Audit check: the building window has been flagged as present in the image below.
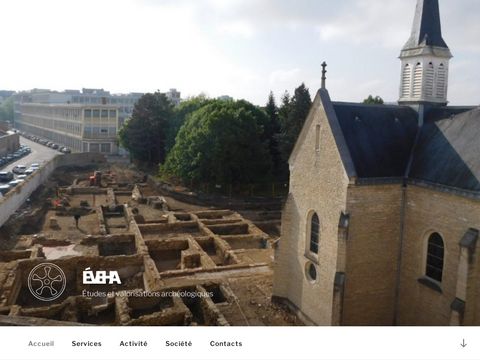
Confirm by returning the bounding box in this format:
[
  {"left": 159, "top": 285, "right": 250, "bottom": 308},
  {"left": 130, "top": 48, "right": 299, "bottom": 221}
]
[
  {"left": 436, "top": 64, "right": 446, "bottom": 99},
  {"left": 92, "top": 109, "right": 100, "bottom": 118},
  {"left": 425, "top": 62, "right": 434, "bottom": 97},
  {"left": 305, "top": 262, "right": 317, "bottom": 283},
  {"left": 309, "top": 213, "right": 320, "bottom": 254},
  {"left": 109, "top": 110, "right": 116, "bottom": 118},
  {"left": 426, "top": 232, "right": 444, "bottom": 282},
  {"left": 89, "top": 143, "right": 100, "bottom": 153},
  {"left": 315, "top": 125, "right": 321, "bottom": 152},
  {"left": 412, "top": 62, "right": 423, "bottom": 98},
  {"left": 401, "top": 63, "right": 412, "bottom": 97},
  {"left": 101, "top": 109, "right": 108, "bottom": 118},
  {"left": 84, "top": 109, "right": 92, "bottom": 118},
  {"left": 100, "top": 143, "right": 111, "bottom": 153}
]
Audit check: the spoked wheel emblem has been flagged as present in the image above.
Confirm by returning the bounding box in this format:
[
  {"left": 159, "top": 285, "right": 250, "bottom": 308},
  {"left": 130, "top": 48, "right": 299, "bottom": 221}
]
[{"left": 28, "top": 263, "right": 66, "bottom": 301}]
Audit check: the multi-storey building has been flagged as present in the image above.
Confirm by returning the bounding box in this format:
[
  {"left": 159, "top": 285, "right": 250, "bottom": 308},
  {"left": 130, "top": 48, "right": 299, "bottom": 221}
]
[
  {"left": 14, "top": 88, "right": 143, "bottom": 130},
  {"left": 16, "top": 103, "right": 119, "bottom": 154},
  {"left": 14, "top": 88, "right": 181, "bottom": 155}
]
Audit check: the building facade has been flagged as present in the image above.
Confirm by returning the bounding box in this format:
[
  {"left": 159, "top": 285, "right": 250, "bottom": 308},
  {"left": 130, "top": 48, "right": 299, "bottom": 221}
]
[
  {"left": 16, "top": 103, "right": 119, "bottom": 154},
  {"left": 14, "top": 88, "right": 143, "bottom": 130},
  {"left": 273, "top": 0, "right": 480, "bottom": 326},
  {"left": 0, "top": 129, "right": 19, "bottom": 157},
  {"left": 14, "top": 88, "right": 182, "bottom": 154}
]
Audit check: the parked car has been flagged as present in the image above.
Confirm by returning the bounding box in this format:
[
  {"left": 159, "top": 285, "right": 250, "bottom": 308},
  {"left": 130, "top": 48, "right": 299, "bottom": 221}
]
[
  {"left": 0, "top": 172, "right": 14, "bottom": 182},
  {"left": 16, "top": 174, "right": 28, "bottom": 180},
  {"left": 12, "top": 165, "right": 27, "bottom": 174},
  {"left": 0, "top": 184, "right": 10, "bottom": 195},
  {"left": 8, "top": 179, "right": 24, "bottom": 187},
  {"left": 24, "top": 168, "right": 35, "bottom": 175},
  {"left": 30, "top": 163, "right": 40, "bottom": 169}
]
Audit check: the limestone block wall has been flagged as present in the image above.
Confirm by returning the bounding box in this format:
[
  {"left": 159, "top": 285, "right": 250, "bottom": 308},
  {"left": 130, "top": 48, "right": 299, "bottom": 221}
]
[
  {"left": 272, "top": 93, "right": 349, "bottom": 325},
  {"left": 343, "top": 183, "right": 404, "bottom": 325},
  {"left": 397, "top": 185, "right": 480, "bottom": 325}
]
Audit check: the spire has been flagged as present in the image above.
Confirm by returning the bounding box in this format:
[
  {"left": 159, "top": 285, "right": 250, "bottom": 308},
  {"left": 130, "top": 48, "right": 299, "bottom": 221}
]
[
  {"left": 398, "top": 0, "right": 452, "bottom": 105},
  {"left": 403, "top": 0, "right": 448, "bottom": 50},
  {"left": 321, "top": 62, "right": 327, "bottom": 89}
]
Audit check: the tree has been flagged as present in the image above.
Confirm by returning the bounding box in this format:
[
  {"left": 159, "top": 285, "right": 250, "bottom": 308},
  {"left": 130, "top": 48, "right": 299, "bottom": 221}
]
[
  {"left": 0, "top": 97, "right": 14, "bottom": 122},
  {"left": 277, "top": 83, "right": 312, "bottom": 163},
  {"left": 363, "top": 95, "right": 384, "bottom": 104},
  {"left": 165, "top": 94, "right": 212, "bottom": 152},
  {"left": 162, "top": 100, "right": 272, "bottom": 185},
  {"left": 264, "top": 92, "right": 283, "bottom": 177},
  {"left": 118, "top": 92, "right": 173, "bottom": 165}
]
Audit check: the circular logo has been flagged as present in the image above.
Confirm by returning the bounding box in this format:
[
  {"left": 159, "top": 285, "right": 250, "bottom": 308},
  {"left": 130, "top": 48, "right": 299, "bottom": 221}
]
[{"left": 28, "top": 263, "right": 66, "bottom": 301}]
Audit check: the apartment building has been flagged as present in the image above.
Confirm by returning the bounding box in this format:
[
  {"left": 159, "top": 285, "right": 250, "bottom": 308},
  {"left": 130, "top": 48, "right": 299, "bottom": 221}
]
[{"left": 15, "top": 103, "right": 119, "bottom": 154}]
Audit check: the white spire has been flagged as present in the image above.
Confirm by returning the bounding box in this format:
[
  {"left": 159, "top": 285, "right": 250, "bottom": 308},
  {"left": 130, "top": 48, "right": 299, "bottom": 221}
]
[{"left": 398, "top": 0, "right": 452, "bottom": 105}]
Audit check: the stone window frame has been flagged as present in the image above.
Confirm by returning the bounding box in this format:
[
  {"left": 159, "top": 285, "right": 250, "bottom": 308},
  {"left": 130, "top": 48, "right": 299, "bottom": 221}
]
[
  {"left": 315, "top": 124, "right": 321, "bottom": 153},
  {"left": 304, "top": 210, "right": 320, "bottom": 264},
  {"left": 418, "top": 230, "right": 447, "bottom": 293},
  {"left": 305, "top": 261, "right": 318, "bottom": 284}
]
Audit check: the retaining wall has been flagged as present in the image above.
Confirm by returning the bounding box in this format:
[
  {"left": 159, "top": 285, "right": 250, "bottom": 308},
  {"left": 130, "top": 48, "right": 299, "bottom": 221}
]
[{"left": 0, "top": 153, "right": 105, "bottom": 227}]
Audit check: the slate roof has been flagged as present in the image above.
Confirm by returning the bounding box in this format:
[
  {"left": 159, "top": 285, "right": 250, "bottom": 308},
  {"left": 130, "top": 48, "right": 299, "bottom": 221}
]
[
  {"left": 403, "top": 0, "right": 448, "bottom": 50},
  {"left": 331, "top": 102, "right": 480, "bottom": 194},
  {"left": 332, "top": 103, "right": 418, "bottom": 178},
  {"left": 424, "top": 106, "right": 475, "bottom": 123},
  {"left": 409, "top": 108, "right": 480, "bottom": 192}
]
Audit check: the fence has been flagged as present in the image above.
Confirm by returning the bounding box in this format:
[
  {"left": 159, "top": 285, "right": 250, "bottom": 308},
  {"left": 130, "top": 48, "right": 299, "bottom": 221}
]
[{"left": 192, "top": 182, "right": 289, "bottom": 198}]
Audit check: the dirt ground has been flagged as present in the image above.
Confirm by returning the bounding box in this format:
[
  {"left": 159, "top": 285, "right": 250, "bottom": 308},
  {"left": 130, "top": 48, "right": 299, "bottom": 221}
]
[{"left": 0, "top": 162, "right": 299, "bottom": 326}]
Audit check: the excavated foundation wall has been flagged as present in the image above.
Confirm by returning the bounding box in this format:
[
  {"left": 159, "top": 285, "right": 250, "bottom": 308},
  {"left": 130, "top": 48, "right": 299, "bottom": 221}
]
[{"left": 0, "top": 153, "right": 105, "bottom": 228}]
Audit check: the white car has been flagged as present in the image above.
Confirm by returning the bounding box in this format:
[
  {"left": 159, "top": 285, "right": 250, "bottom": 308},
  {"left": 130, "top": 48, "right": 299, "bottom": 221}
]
[
  {"left": 24, "top": 168, "right": 36, "bottom": 175},
  {"left": 16, "top": 174, "right": 28, "bottom": 180},
  {"left": 30, "top": 163, "right": 40, "bottom": 169},
  {"left": 12, "top": 165, "right": 27, "bottom": 174},
  {"left": 8, "top": 179, "right": 24, "bottom": 187}
]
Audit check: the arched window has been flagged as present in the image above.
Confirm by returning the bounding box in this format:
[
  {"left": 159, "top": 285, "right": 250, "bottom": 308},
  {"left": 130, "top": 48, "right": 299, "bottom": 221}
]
[
  {"left": 436, "top": 63, "right": 446, "bottom": 98},
  {"left": 425, "top": 62, "right": 434, "bottom": 97},
  {"left": 309, "top": 213, "right": 320, "bottom": 254},
  {"left": 401, "top": 64, "right": 412, "bottom": 97},
  {"left": 412, "top": 62, "right": 423, "bottom": 98},
  {"left": 426, "top": 232, "right": 444, "bottom": 282}
]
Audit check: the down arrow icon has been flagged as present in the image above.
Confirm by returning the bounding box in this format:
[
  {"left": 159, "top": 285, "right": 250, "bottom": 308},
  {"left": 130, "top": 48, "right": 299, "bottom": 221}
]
[{"left": 461, "top": 339, "right": 467, "bottom": 348}]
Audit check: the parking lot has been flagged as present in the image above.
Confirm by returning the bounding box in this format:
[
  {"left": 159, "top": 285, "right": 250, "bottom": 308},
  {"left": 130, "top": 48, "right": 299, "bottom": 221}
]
[
  {"left": 2, "top": 137, "right": 59, "bottom": 172},
  {"left": 0, "top": 137, "right": 60, "bottom": 194}
]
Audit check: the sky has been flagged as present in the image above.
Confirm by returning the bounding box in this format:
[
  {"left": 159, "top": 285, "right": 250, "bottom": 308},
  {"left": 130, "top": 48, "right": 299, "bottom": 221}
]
[{"left": 0, "top": 0, "right": 479, "bottom": 106}]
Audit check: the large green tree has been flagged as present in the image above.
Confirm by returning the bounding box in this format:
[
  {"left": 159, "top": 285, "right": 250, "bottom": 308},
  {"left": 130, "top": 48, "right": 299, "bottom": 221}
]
[
  {"left": 165, "top": 94, "right": 212, "bottom": 152},
  {"left": 363, "top": 95, "right": 384, "bottom": 104},
  {"left": 162, "top": 100, "right": 272, "bottom": 185},
  {"left": 277, "top": 83, "right": 312, "bottom": 163},
  {"left": 264, "top": 91, "right": 283, "bottom": 177},
  {"left": 0, "top": 97, "right": 14, "bottom": 122},
  {"left": 118, "top": 92, "right": 173, "bottom": 164}
]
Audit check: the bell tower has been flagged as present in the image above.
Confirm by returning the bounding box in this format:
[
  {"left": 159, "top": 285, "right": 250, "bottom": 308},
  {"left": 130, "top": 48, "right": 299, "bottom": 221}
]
[{"left": 398, "top": 0, "right": 452, "bottom": 105}]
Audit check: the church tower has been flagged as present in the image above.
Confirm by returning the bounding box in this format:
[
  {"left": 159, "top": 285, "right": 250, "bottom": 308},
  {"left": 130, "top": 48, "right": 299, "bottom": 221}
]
[{"left": 398, "top": 0, "right": 452, "bottom": 105}]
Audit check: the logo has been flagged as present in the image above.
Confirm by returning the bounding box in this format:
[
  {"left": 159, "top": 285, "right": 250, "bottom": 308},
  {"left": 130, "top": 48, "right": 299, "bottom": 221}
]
[
  {"left": 83, "top": 267, "right": 121, "bottom": 285},
  {"left": 28, "top": 263, "right": 66, "bottom": 301}
]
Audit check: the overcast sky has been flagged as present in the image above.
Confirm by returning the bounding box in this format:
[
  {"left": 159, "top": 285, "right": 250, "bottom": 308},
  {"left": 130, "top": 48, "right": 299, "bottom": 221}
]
[{"left": 0, "top": 0, "right": 478, "bottom": 105}]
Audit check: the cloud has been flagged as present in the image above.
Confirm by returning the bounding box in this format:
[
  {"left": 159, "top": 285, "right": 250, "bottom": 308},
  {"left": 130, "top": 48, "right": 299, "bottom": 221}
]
[
  {"left": 218, "top": 21, "right": 255, "bottom": 38},
  {"left": 1, "top": 0, "right": 479, "bottom": 106},
  {"left": 269, "top": 68, "right": 301, "bottom": 85}
]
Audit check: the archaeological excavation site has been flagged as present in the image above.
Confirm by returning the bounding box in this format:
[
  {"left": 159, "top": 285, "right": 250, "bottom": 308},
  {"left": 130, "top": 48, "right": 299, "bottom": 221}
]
[{"left": 0, "top": 161, "right": 301, "bottom": 326}]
